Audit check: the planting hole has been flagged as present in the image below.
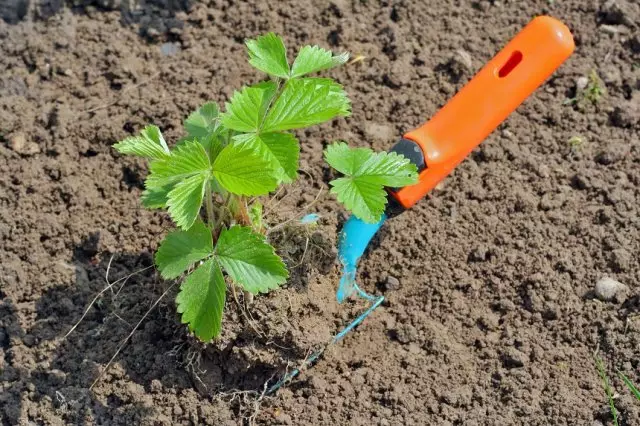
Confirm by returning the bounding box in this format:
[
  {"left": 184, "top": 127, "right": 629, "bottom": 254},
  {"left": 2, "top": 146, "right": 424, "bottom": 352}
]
[{"left": 498, "top": 51, "right": 522, "bottom": 78}]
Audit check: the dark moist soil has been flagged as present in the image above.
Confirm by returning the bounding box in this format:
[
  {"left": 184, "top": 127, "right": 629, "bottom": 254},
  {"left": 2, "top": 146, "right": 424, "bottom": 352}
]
[{"left": 1, "top": 0, "right": 639, "bottom": 425}]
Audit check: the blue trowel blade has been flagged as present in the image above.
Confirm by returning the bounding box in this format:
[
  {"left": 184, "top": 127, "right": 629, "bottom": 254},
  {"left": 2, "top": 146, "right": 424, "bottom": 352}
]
[{"left": 336, "top": 214, "right": 387, "bottom": 303}]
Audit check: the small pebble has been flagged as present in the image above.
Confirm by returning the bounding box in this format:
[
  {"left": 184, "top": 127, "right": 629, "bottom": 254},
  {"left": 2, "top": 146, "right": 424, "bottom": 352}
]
[
  {"left": 385, "top": 275, "right": 401, "bottom": 291},
  {"left": 501, "top": 129, "right": 514, "bottom": 140},
  {"left": 594, "top": 277, "right": 627, "bottom": 302},
  {"left": 10, "top": 133, "right": 40, "bottom": 155},
  {"left": 599, "top": 24, "right": 627, "bottom": 35},
  {"left": 576, "top": 76, "right": 589, "bottom": 91},
  {"left": 160, "top": 42, "right": 181, "bottom": 57}
]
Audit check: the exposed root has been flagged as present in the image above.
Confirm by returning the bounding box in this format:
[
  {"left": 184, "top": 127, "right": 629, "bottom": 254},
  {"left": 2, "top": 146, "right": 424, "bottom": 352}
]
[
  {"left": 213, "top": 372, "right": 275, "bottom": 425},
  {"left": 89, "top": 281, "right": 177, "bottom": 390},
  {"left": 185, "top": 345, "right": 208, "bottom": 391},
  {"left": 64, "top": 255, "right": 154, "bottom": 339},
  {"left": 230, "top": 283, "right": 264, "bottom": 337}
]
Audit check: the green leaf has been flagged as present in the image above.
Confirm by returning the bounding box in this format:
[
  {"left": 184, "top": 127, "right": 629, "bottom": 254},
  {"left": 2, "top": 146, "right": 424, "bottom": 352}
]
[
  {"left": 215, "top": 225, "right": 288, "bottom": 294},
  {"left": 618, "top": 371, "right": 640, "bottom": 401},
  {"left": 166, "top": 173, "right": 208, "bottom": 230},
  {"left": 155, "top": 219, "right": 213, "bottom": 279},
  {"left": 146, "top": 140, "right": 210, "bottom": 189},
  {"left": 141, "top": 184, "right": 173, "bottom": 209},
  {"left": 290, "top": 45, "right": 349, "bottom": 78},
  {"left": 141, "top": 140, "right": 210, "bottom": 212},
  {"left": 176, "top": 258, "right": 227, "bottom": 342},
  {"left": 246, "top": 33, "right": 290, "bottom": 78},
  {"left": 184, "top": 102, "right": 220, "bottom": 139},
  {"left": 199, "top": 132, "right": 227, "bottom": 163},
  {"left": 212, "top": 142, "right": 277, "bottom": 195},
  {"left": 262, "top": 78, "right": 351, "bottom": 132},
  {"left": 329, "top": 177, "right": 387, "bottom": 224},
  {"left": 142, "top": 140, "right": 211, "bottom": 229},
  {"left": 325, "top": 142, "right": 418, "bottom": 186},
  {"left": 141, "top": 125, "right": 170, "bottom": 152},
  {"left": 233, "top": 132, "right": 299, "bottom": 183},
  {"left": 113, "top": 125, "right": 170, "bottom": 160},
  {"left": 220, "top": 82, "right": 277, "bottom": 132},
  {"left": 325, "top": 142, "right": 418, "bottom": 223}
]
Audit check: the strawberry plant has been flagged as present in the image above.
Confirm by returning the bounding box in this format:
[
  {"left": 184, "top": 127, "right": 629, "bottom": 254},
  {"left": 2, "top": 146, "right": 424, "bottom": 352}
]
[{"left": 113, "top": 34, "right": 350, "bottom": 341}]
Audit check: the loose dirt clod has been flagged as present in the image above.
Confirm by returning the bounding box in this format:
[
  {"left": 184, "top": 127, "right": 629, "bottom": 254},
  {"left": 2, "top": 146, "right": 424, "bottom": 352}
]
[{"left": 594, "top": 277, "right": 628, "bottom": 302}]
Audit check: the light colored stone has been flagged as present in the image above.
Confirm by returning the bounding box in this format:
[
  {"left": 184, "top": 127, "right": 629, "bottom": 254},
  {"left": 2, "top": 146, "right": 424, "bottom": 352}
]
[
  {"left": 594, "top": 277, "right": 627, "bottom": 301},
  {"left": 576, "top": 76, "right": 589, "bottom": 91},
  {"left": 10, "top": 133, "right": 40, "bottom": 155},
  {"left": 385, "top": 275, "right": 401, "bottom": 291}
]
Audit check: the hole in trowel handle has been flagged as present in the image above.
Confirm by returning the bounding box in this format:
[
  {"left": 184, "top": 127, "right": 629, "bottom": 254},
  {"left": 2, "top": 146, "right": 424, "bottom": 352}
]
[{"left": 497, "top": 50, "right": 523, "bottom": 78}]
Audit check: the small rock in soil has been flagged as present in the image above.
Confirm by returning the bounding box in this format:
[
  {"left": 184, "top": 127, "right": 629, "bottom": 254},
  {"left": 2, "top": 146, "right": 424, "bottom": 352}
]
[
  {"left": 594, "top": 277, "right": 627, "bottom": 302},
  {"left": 384, "top": 275, "right": 401, "bottom": 291},
  {"left": 599, "top": 24, "right": 629, "bottom": 35},
  {"left": 161, "top": 42, "right": 181, "bottom": 57},
  {"left": 576, "top": 76, "right": 589, "bottom": 91},
  {"left": 9, "top": 133, "right": 40, "bottom": 155}
]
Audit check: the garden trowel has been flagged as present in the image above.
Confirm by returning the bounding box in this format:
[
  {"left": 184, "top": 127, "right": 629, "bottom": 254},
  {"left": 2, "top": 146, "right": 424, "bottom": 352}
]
[{"left": 337, "top": 15, "right": 575, "bottom": 302}]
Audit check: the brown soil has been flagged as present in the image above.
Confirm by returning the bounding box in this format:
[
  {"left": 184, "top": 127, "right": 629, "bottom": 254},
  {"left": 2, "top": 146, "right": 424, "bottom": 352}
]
[{"left": 1, "top": 0, "right": 639, "bottom": 425}]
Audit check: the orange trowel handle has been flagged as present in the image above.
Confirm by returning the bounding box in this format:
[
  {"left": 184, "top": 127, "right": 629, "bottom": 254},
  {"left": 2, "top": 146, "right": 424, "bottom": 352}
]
[{"left": 391, "top": 16, "right": 574, "bottom": 209}]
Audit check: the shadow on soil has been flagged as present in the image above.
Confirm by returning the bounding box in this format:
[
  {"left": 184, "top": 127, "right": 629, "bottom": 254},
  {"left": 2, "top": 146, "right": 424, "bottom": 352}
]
[
  {"left": 1, "top": 0, "right": 190, "bottom": 41},
  {"left": 1, "top": 231, "right": 311, "bottom": 424}
]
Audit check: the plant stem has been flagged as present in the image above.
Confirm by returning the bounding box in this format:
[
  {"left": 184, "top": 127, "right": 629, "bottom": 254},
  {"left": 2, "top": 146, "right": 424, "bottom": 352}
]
[
  {"left": 238, "top": 196, "right": 251, "bottom": 226},
  {"left": 595, "top": 355, "right": 619, "bottom": 426},
  {"left": 205, "top": 183, "right": 215, "bottom": 226}
]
